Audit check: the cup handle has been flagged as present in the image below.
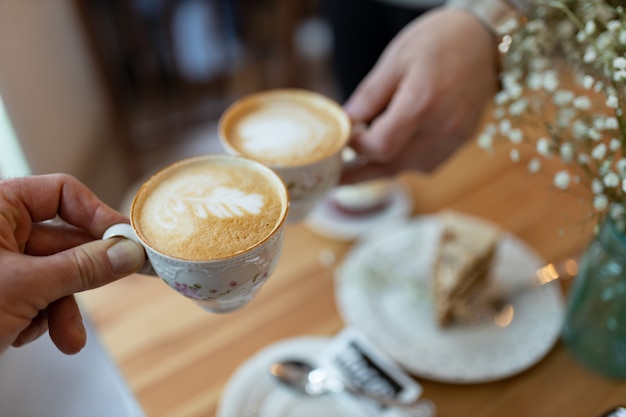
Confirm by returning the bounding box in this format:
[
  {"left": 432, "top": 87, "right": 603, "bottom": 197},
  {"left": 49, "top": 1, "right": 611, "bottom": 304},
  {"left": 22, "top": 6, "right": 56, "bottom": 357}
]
[
  {"left": 341, "top": 146, "right": 369, "bottom": 170},
  {"left": 103, "top": 223, "right": 157, "bottom": 276},
  {"left": 341, "top": 122, "right": 369, "bottom": 169}
]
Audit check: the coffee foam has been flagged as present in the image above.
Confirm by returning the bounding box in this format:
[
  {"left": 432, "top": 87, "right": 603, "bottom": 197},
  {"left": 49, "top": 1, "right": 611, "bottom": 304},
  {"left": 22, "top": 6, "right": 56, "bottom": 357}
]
[
  {"left": 223, "top": 92, "right": 348, "bottom": 166},
  {"left": 133, "top": 157, "right": 286, "bottom": 261}
]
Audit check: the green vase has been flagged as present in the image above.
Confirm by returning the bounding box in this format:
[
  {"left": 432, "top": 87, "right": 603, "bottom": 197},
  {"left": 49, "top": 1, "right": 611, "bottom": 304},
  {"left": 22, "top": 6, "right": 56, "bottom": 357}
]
[{"left": 562, "top": 215, "right": 626, "bottom": 379}]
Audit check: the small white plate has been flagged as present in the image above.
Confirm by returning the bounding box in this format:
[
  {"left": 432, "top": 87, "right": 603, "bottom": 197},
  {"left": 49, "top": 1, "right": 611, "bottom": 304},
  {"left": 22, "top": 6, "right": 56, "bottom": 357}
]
[
  {"left": 217, "top": 337, "right": 376, "bottom": 417},
  {"left": 334, "top": 215, "right": 565, "bottom": 384},
  {"left": 305, "top": 181, "right": 413, "bottom": 242}
]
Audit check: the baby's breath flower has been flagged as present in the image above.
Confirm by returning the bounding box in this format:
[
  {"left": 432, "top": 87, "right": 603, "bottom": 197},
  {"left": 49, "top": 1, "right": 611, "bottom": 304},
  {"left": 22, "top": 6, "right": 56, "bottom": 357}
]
[
  {"left": 572, "top": 120, "right": 588, "bottom": 139},
  {"left": 573, "top": 96, "right": 592, "bottom": 110},
  {"left": 494, "top": 90, "right": 511, "bottom": 106},
  {"left": 510, "top": 148, "right": 520, "bottom": 162},
  {"left": 499, "top": 119, "right": 512, "bottom": 134},
  {"left": 554, "top": 170, "right": 571, "bottom": 189},
  {"left": 484, "top": 123, "right": 497, "bottom": 135},
  {"left": 607, "top": 20, "right": 622, "bottom": 33},
  {"left": 607, "top": 94, "right": 619, "bottom": 108},
  {"left": 605, "top": 117, "right": 619, "bottom": 129},
  {"left": 508, "top": 128, "right": 523, "bottom": 143},
  {"left": 493, "top": 107, "right": 506, "bottom": 119},
  {"left": 527, "top": 72, "right": 544, "bottom": 90},
  {"left": 592, "top": 178, "right": 604, "bottom": 194},
  {"left": 614, "top": 69, "right": 626, "bottom": 82},
  {"left": 509, "top": 99, "right": 528, "bottom": 115},
  {"left": 583, "top": 47, "right": 597, "bottom": 63},
  {"left": 560, "top": 143, "right": 574, "bottom": 162},
  {"left": 594, "top": 195, "right": 609, "bottom": 211},
  {"left": 617, "top": 158, "right": 626, "bottom": 174},
  {"left": 557, "top": 108, "right": 577, "bottom": 127},
  {"left": 578, "top": 153, "right": 591, "bottom": 165},
  {"left": 554, "top": 90, "right": 575, "bottom": 105},
  {"left": 596, "top": 32, "right": 613, "bottom": 50},
  {"left": 593, "top": 143, "right": 608, "bottom": 160},
  {"left": 528, "top": 157, "right": 541, "bottom": 173},
  {"left": 477, "top": 133, "right": 493, "bottom": 151},
  {"left": 589, "top": 128, "right": 603, "bottom": 141},
  {"left": 611, "top": 138, "right": 621, "bottom": 151},
  {"left": 614, "top": 57, "right": 626, "bottom": 70},
  {"left": 611, "top": 204, "right": 626, "bottom": 221},
  {"left": 536, "top": 137, "right": 551, "bottom": 156},
  {"left": 604, "top": 172, "right": 621, "bottom": 188},
  {"left": 542, "top": 71, "right": 559, "bottom": 91},
  {"left": 582, "top": 75, "right": 595, "bottom": 89}
]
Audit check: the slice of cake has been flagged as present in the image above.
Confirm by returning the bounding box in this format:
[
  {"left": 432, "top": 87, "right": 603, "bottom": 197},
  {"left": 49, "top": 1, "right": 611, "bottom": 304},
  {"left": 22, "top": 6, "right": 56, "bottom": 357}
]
[{"left": 432, "top": 211, "right": 500, "bottom": 327}]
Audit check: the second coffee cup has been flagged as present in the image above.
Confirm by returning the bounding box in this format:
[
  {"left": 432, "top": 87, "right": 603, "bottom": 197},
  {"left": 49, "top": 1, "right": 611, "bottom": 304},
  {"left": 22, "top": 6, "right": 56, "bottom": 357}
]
[{"left": 218, "top": 89, "right": 352, "bottom": 222}]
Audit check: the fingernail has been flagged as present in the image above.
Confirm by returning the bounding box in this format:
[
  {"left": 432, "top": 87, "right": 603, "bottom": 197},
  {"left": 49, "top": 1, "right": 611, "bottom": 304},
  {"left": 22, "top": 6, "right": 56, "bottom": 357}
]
[
  {"left": 107, "top": 239, "right": 145, "bottom": 274},
  {"left": 15, "top": 325, "right": 39, "bottom": 347},
  {"left": 344, "top": 101, "right": 366, "bottom": 119},
  {"left": 74, "top": 315, "right": 87, "bottom": 350}
]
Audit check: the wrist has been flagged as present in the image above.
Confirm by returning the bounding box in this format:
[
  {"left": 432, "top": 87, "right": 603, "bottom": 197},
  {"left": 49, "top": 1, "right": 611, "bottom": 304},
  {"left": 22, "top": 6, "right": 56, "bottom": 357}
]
[
  {"left": 445, "top": 0, "right": 526, "bottom": 76},
  {"left": 445, "top": 0, "right": 524, "bottom": 38}
]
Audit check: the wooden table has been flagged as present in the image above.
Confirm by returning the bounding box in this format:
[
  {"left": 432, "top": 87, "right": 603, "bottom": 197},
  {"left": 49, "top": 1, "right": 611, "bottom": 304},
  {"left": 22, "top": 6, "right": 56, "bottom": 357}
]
[{"left": 79, "top": 139, "right": 626, "bottom": 417}]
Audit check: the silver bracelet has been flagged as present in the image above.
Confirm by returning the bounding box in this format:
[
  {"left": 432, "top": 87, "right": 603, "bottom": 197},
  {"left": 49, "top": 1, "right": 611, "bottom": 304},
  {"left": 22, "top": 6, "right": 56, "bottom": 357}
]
[
  {"left": 445, "top": 0, "right": 527, "bottom": 73},
  {"left": 445, "top": 0, "right": 523, "bottom": 38}
]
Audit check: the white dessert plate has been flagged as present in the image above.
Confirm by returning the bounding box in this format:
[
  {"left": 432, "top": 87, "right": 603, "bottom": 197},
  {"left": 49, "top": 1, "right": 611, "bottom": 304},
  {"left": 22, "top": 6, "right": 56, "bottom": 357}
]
[
  {"left": 0, "top": 312, "right": 145, "bottom": 417},
  {"left": 217, "top": 337, "right": 377, "bottom": 417},
  {"left": 305, "top": 180, "right": 413, "bottom": 242},
  {"left": 334, "top": 214, "right": 565, "bottom": 384}
]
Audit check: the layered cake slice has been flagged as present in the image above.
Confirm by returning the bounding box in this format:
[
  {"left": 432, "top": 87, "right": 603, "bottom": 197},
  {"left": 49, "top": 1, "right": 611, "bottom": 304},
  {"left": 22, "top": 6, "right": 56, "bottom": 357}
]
[{"left": 432, "top": 211, "right": 500, "bottom": 327}]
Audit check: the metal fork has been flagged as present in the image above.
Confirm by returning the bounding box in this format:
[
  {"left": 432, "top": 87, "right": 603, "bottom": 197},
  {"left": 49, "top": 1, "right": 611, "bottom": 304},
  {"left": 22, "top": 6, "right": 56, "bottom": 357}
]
[{"left": 455, "top": 257, "right": 579, "bottom": 327}]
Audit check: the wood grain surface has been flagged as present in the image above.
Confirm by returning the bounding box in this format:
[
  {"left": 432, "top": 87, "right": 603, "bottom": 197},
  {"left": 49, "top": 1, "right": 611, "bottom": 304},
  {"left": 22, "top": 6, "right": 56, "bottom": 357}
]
[{"left": 79, "top": 138, "right": 626, "bottom": 417}]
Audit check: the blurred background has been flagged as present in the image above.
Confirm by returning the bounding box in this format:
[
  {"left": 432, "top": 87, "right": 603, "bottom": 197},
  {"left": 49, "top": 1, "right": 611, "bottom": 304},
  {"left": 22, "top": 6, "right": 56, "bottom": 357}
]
[{"left": 0, "top": 0, "right": 363, "bottom": 211}]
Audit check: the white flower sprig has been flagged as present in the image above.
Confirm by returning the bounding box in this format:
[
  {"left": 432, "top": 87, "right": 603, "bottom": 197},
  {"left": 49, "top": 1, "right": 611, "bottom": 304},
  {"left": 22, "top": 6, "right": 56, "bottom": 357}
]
[{"left": 478, "top": 0, "right": 626, "bottom": 226}]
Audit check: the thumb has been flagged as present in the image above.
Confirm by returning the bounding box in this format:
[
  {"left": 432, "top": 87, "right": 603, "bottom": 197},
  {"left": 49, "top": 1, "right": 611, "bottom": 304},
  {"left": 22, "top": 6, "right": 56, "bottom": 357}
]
[{"left": 41, "top": 237, "right": 146, "bottom": 300}]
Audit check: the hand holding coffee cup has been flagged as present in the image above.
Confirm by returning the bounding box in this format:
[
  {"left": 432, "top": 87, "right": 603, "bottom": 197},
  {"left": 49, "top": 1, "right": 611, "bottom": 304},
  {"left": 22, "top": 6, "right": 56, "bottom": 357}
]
[
  {"left": 218, "top": 89, "right": 357, "bottom": 222},
  {"left": 103, "top": 154, "right": 289, "bottom": 313}
]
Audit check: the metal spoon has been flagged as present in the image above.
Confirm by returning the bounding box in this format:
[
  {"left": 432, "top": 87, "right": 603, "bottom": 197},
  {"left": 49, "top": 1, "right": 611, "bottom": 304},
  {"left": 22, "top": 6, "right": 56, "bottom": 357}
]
[{"left": 270, "top": 359, "right": 424, "bottom": 410}]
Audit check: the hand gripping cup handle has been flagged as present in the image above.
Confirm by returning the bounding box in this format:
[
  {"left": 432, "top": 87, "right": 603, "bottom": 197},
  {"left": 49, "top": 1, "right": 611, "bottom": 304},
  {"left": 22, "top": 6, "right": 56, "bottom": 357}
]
[{"left": 103, "top": 223, "right": 157, "bottom": 276}]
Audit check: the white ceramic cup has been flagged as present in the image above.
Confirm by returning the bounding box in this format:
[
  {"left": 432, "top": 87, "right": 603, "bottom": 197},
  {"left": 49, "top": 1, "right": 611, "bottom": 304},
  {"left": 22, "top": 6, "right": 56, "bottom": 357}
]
[
  {"left": 218, "top": 89, "right": 357, "bottom": 223},
  {"left": 103, "top": 154, "right": 290, "bottom": 313}
]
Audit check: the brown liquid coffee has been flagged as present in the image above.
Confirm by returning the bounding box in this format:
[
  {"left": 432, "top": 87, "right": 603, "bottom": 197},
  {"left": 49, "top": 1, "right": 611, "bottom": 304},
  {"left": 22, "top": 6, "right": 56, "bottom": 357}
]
[
  {"left": 132, "top": 155, "right": 288, "bottom": 261},
  {"left": 219, "top": 90, "right": 351, "bottom": 167}
]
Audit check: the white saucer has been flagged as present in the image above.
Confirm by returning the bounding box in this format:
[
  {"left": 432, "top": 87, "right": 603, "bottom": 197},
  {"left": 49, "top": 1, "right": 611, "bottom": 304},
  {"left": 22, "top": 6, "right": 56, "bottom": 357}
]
[
  {"left": 305, "top": 181, "right": 413, "bottom": 242},
  {"left": 217, "top": 337, "right": 372, "bottom": 417},
  {"left": 334, "top": 215, "right": 565, "bottom": 384},
  {"left": 217, "top": 336, "right": 436, "bottom": 417},
  {"left": 0, "top": 312, "right": 144, "bottom": 417}
]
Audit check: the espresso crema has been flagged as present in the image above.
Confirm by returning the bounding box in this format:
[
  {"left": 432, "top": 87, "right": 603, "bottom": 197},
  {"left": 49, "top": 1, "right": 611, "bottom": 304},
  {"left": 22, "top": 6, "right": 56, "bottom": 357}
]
[
  {"left": 220, "top": 90, "right": 350, "bottom": 166},
  {"left": 132, "top": 156, "right": 287, "bottom": 261}
]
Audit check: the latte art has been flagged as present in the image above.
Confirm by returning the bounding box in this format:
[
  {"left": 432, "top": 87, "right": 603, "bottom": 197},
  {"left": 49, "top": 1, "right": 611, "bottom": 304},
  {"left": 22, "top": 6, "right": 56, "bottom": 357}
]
[
  {"left": 132, "top": 156, "right": 287, "bottom": 261},
  {"left": 234, "top": 103, "right": 337, "bottom": 165},
  {"left": 156, "top": 185, "right": 264, "bottom": 230}
]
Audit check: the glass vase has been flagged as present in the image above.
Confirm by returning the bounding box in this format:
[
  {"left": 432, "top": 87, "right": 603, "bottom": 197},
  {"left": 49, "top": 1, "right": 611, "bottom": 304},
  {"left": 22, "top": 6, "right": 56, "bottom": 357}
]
[{"left": 562, "top": 215, "right": 626, "bottom": 379}]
